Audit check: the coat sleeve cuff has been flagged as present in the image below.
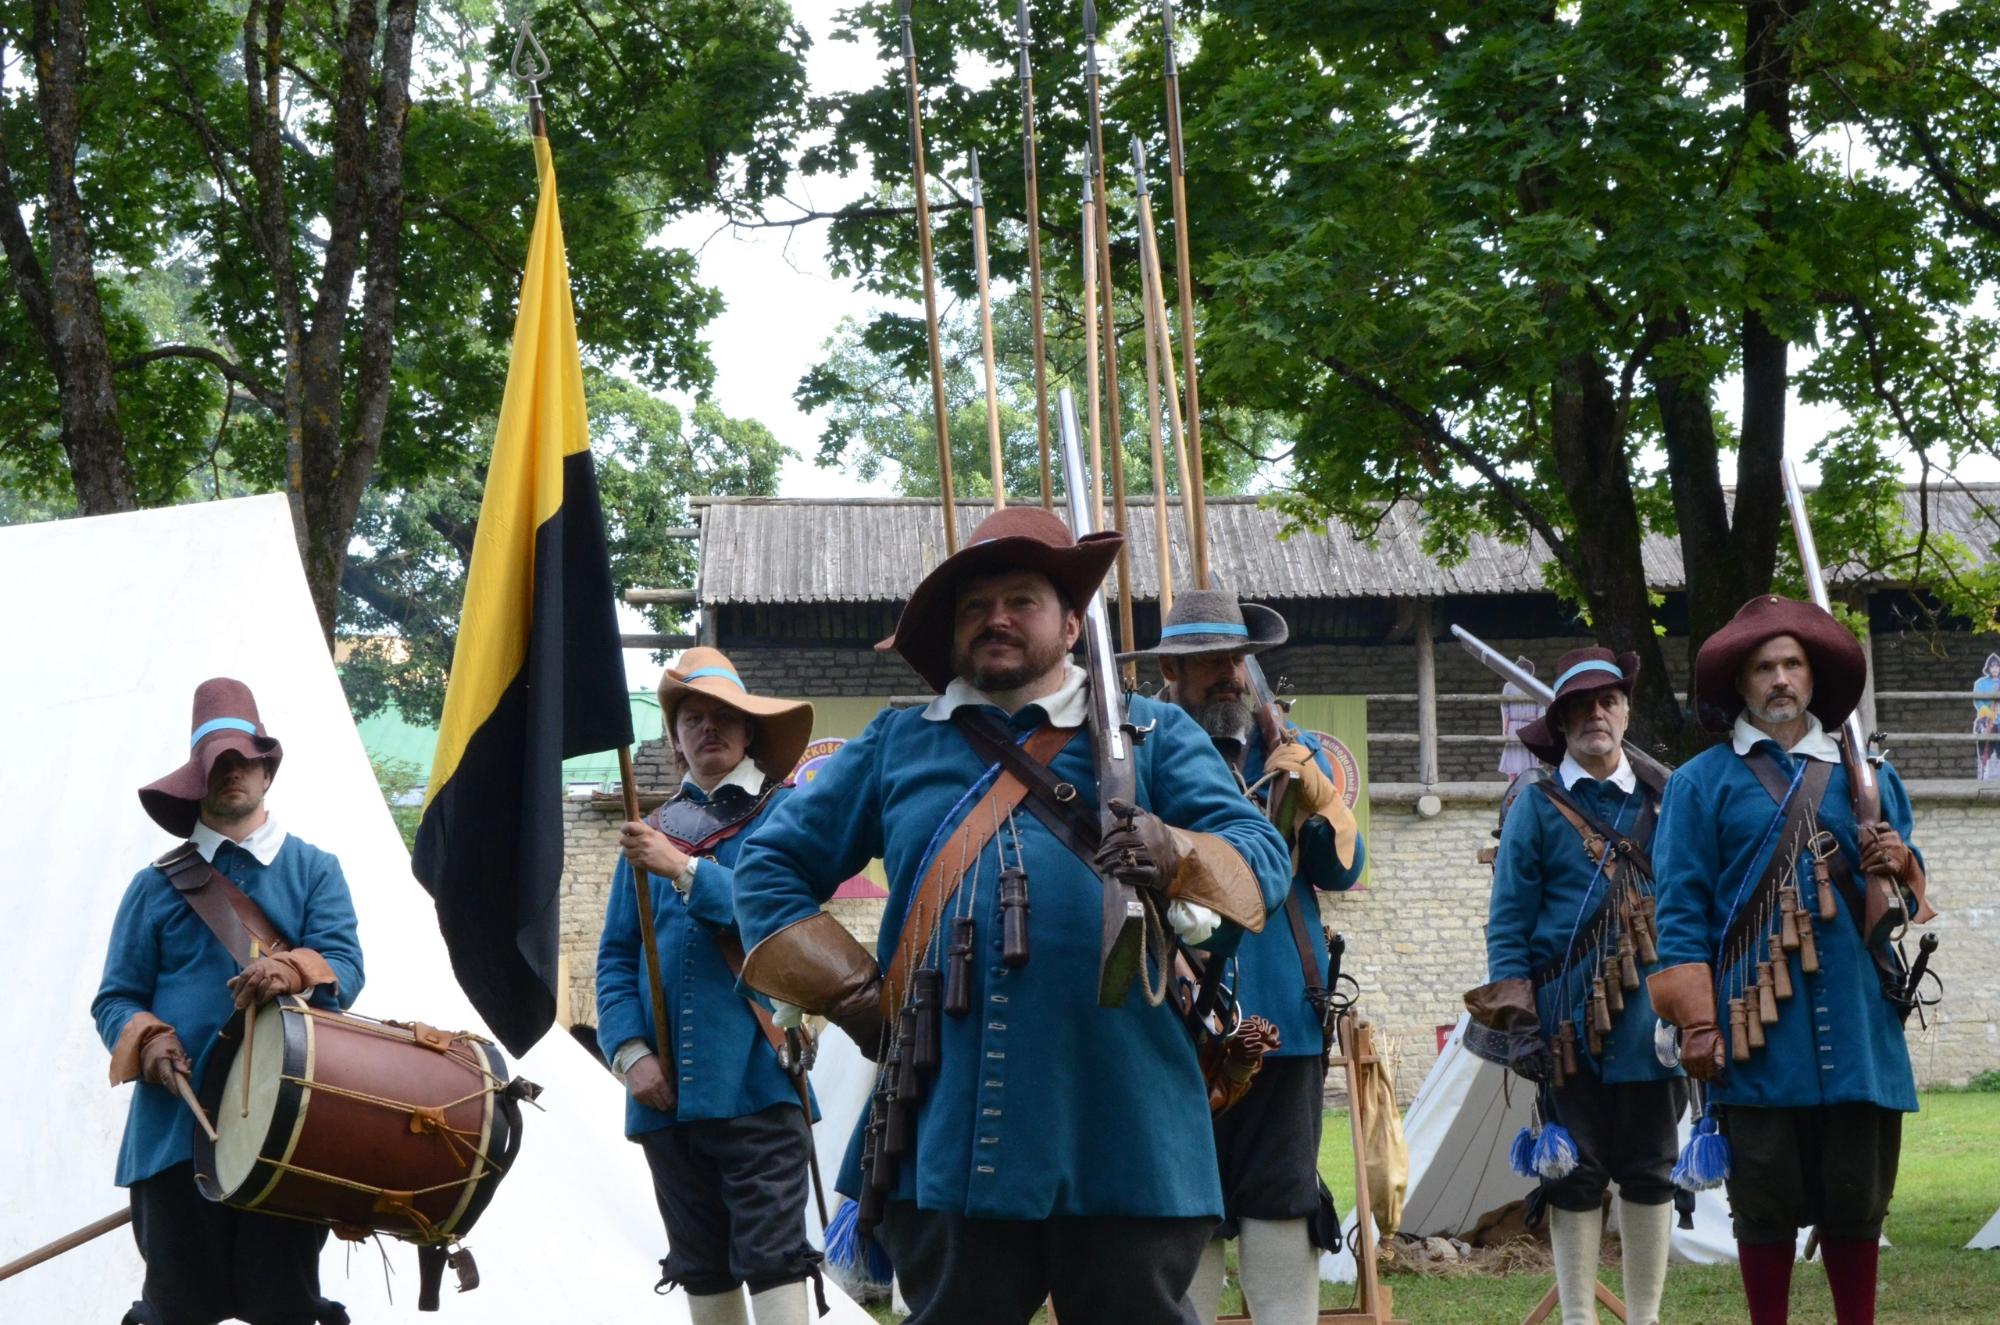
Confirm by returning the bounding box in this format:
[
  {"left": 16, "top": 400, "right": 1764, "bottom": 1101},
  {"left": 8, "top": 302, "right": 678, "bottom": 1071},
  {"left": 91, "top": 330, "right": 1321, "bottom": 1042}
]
[{"left": 1165, "top": 829, "right": 1269, "bottom": 933}]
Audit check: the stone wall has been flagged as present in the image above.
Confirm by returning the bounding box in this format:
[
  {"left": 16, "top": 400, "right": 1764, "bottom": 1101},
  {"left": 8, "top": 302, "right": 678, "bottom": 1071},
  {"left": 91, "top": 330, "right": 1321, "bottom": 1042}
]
[{"left": 558, "top": 770, "right": 1998, "bottom": 1106}]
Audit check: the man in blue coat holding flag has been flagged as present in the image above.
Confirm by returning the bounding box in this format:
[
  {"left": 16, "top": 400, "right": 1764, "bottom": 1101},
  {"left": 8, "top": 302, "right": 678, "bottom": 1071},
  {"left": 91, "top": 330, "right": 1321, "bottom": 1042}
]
[
  {"left": 731, "top": 507, "right": 1291, "bottom": 1325},
  {"left": 1466, "top": 648, "right": 1679, "bottom": 1325},
  {"left": 1650, "top": 596, "right": 1931, "bottom": 1325},
  {"left": 598, "top": 649, "right": 822, "bottom": 1325},
  {"left": 1127, "top": 587, "right": 1365, "bottom": 1325}
]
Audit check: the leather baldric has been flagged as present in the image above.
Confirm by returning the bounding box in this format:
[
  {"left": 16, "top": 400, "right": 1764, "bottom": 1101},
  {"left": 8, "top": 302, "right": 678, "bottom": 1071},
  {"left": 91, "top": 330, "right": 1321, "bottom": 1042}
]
[
  {"left": 155, "top": 841, "right": 290, "bottom": 969},
  {"left": 1721, "top": 755, "right": 1833, "bottom": 963},
  {"left": 881, "top": 721, "right": 1077, "bottom": 1020},
  {"left": 1525, "top": 784, "right": 1659, "bottom": 989}
]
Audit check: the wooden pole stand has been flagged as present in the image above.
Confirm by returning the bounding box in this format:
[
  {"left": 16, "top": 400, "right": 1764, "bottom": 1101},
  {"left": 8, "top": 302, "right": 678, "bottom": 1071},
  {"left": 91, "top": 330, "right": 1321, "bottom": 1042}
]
[
  {"left": 1219, "top": 1012, "right": 1406, "bottom": 1325},
  {"left": 1521, "top": 1277, "right": 1627, "bottom": 1325}
]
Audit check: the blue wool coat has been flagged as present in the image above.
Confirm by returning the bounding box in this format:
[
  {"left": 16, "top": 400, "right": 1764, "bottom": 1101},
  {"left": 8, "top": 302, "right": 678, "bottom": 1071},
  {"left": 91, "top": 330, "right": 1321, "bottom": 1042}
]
[
  {"left": 1487, "top": 772, "right": 1677, "bottom": 1085},
  {"left": 1231, "top": 725, "right": 1366, "bottom": 1059},
  {"left": 596, "top": 783, "right": 814, "bottom": 1137},
  {"left": 731, "top": 692, "right": 1292, "bottom": 1221},
  {"left": 1653, "top": 740, "right": 1919, "bottom": 1112},
  {"left": 92, "top": 836, "right": 364, "bottom": 1186}
]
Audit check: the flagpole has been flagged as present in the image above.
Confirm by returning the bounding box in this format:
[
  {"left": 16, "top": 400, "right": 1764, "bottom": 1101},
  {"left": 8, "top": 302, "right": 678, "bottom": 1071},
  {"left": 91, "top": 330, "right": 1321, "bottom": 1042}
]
[
  {"left": 1017, "top": 0, "right": 1052, "bottom": 509},
  {"left": 970, "top": 151, "right": 1007, "bottom": 509},
  {"left": 900, "top": 0, "right": 959, "bottom": 553},
  {"left": 1160, "top": 0, "right": 1210, "bottom": 586},
  {"left": 618, "top": 746, "right": 676, "bottom": 1104}
]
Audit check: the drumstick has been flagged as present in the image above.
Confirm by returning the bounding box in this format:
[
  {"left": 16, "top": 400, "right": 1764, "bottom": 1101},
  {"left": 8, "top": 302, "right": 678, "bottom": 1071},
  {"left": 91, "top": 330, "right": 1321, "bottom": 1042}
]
[
  {"left": 175, "top": 1074, "right": 219, "bottom": 1144},
  {"left": 242, "top": 942, "right": 258, "bottom": 1118}
]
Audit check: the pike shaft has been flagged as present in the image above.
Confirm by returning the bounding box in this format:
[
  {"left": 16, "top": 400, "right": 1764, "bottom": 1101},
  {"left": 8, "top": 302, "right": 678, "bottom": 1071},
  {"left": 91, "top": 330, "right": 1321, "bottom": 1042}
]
[
  {"left": 1081, "top": 185, "right": 1106, "bottom": 532},
  {"left": 1019, "top": 10, "right": 1052, "bottom": 507},
  {"left": 971, "top": 175, "right": 1007, "bottom": 509},
  {"left": 902, "top": 27, "right": 958, "bottom": 552},
  {"left": 1086, "top": 57, "right": 1133, "bottom": 665},
  {"left": 1162, "top": 37, "right": 1209, "bottom": 585},
  {"left": 1137, "top": 195, "right": 1176, "bottom": 615},
  {"left": 1136, "top": 178, "right": 1197, "bottom": 585}
]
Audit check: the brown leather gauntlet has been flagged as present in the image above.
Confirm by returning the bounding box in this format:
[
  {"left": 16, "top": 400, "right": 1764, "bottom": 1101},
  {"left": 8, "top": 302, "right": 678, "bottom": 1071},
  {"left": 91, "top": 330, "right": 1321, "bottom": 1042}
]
[
  {"left": 1164, "top": 829, "right": 1268, "bottom": 933},
  {"left": 741, "top": 912, "right": 885, "bottom": 1058},
  {"left": 1647, "top": 962, "right": 1724, "bottom": 1081},
  {"left": 1463, "top": 978, "right": 1551, "bottom": 1081},
  {"left": 108, "top": 1012, "right": 187, "bottom": 1087}
]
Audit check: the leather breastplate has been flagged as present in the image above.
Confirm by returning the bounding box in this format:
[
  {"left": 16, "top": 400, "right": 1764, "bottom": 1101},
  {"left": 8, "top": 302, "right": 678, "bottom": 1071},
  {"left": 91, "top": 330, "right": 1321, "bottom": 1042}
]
[{"left": 652, "top": 785, "right": 776, "bottom": 854}]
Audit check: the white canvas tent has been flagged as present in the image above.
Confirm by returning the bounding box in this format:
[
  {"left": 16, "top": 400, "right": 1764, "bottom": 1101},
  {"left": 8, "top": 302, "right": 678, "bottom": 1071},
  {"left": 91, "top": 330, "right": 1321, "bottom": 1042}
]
[
  {"left": 1319, "top": 1015, "right": 1770, "bottom": 1284},
  {"left": 0, "top": 496, "right": 872, "bottom": 1323},
  {"left": 1970, "top": 1207, "right": 2000, "bottom": 1250}
]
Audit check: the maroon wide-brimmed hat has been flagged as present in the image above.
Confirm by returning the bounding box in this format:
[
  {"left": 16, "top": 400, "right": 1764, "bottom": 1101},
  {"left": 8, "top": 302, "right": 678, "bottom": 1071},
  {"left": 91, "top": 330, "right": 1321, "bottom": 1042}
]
[
  {"left": 1516, "top": 647, "right": 1639, "bottom": 764},
  {"left": 1693, "top": 594, "right": 1866, "bottom": 734},
  {"left": 887, "top": 506, "right": 1124, "bottom": 692},
  {"left": 138, "top": 678, "right": 283, "bottom": 837}
]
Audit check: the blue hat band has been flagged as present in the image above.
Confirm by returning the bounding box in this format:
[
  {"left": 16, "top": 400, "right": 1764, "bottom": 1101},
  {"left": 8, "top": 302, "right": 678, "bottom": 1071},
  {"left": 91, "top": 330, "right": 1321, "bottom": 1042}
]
[
  {"left": 679, "top": 666, "right": 744, "bottom": 690},
  {"left": 1553, "top": 659, "right": 1625, "bottom": 691},
  {"left": 190, "top": 717, "right": 259, "bottom": 748},
  {"left": 1161, "top": 621, "right": 1250, "bottom": 639}
]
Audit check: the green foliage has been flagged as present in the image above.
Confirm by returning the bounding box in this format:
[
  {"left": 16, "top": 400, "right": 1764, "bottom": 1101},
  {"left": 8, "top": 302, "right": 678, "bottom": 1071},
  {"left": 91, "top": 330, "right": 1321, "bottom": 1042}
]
[
  {"left": 338, "top": 371, "right": 786, "bottom": 724},
  {"left": 371, "top": 754, "right": 426, "bottom": 852}
]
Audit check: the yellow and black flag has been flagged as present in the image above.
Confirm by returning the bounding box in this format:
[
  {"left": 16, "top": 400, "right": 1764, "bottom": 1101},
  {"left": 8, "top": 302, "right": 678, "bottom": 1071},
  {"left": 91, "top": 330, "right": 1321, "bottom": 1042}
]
[{"left": 414, "top": 124, "right": 632, "bottom": 1056}]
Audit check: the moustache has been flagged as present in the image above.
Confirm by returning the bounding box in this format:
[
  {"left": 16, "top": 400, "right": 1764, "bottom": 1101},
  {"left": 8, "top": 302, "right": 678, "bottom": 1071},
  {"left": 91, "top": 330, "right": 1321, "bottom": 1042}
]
[{"left": 974, "top": 630, "right": 1027, "bottom": 650}]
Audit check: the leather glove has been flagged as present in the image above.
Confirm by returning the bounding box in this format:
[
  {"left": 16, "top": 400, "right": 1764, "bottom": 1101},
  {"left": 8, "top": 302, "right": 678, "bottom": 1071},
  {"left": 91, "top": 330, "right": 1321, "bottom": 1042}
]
[
  {"left": 828, "top": 982, "right": 887, "bottom": 1061},
  {"left": 141, "top": 1030, "right": 192, "bottom": 1088},
  {"left": 1508, "top": 1033, "right": 1554, "bottom": 1084},
  {"left": 1859, "top": 822, "right": 1913, "bottom": 881},
  {"left": 624, "top": 1054, "right": 677, "bottom": 1113},
  {"left": 229, "top": 948, "right": 336, "bottom": 1010},
  {"left": 1096, "top": 800, "right": 1183, "bottom": 892},
  {"left": 1678, "top": 1024, "right": 1726, "bottom": 1082},
  {"left": 1648, "top": 963, "right": 1725, "bottom": 1082},
  {"left": 1266, "top": 739, "right": 1338, "bottom": 817}
]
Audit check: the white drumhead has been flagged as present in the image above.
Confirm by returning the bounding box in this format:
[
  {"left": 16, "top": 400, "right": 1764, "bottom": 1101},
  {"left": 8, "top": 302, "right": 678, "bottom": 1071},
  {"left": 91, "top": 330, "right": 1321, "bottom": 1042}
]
[{"left": 211, "top": 999, "right": 289, "bottom": 1196}]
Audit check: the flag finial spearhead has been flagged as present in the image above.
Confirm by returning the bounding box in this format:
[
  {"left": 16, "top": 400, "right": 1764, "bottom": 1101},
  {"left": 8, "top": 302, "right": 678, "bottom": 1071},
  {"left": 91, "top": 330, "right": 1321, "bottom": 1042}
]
[
  {"left": 969, "top": 149, "right": 984, "bottom": 207},
  {"left": 1131, "top": 136, "right": 1149, "bottom": 196},
  {"left": 899, "top": 0, "right": 915, "bottom": 60}
]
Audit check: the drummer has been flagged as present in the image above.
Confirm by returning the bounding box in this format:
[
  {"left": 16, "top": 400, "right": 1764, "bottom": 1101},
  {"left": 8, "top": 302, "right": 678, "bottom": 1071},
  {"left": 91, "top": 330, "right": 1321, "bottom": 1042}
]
[{"left": 93, "top": 678, "right": 363, "bottom": 1325}]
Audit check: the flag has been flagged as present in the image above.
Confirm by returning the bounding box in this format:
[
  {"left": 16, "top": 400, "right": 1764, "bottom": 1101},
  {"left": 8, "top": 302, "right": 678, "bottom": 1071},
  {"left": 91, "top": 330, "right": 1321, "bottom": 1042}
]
[{"left": 413, "top": 127, "right": 633, "bottom": 1056}]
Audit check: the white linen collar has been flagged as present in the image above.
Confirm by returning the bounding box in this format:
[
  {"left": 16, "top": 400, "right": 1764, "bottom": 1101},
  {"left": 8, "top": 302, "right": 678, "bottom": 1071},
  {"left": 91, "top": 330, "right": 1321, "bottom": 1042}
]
[
  {"left": 922, "top": 662, "right": 1091, "bottom": 728},
  {"left": 682, "top": 758, "right": 767, "bottom": 798},
  {"left": 1559, "top": 751, "right": 1637, "bottom": 794},
  {"left": 191, "top": 815, "right": 287, "bottom": 867},
  {"left": 1732, "top": 711, "right": 1841, "bottom": 763}
]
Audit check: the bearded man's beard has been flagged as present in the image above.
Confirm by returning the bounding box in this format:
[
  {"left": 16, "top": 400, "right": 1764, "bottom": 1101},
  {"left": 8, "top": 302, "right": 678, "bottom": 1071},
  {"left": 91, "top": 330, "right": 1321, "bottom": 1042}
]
[
  {"left": 1185, "top": 697, "right": 1253, "bottom": 769},
  {"left": 955, "top": 629, "right": 1071, "bottom": 693}
]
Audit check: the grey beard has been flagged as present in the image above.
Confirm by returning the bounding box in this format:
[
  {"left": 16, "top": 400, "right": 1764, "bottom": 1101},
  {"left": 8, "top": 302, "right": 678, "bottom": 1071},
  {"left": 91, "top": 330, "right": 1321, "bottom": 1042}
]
[
  {"left": 1186, "top": 697, "right": 1253, "bottom": 768},
  {"left": 1746, "top": 691, "right": 1810, "bottom": 725}
]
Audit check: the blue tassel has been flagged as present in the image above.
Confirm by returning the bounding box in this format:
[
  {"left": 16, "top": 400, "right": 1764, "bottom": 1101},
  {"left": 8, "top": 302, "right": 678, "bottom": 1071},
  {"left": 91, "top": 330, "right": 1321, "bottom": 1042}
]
[
  {"left": 1673, "top": 1113, "right": 1731, "bottom": 1191},
  {"left": 823, "top": 1197, "right": 893, "bottom": 1284},
  {"left": 1532, "top": 1122, "right": 1579, "bottom": 1179},
  {"left": 1509, "top": 1124, "right": 1539, "bottom": 1179}
]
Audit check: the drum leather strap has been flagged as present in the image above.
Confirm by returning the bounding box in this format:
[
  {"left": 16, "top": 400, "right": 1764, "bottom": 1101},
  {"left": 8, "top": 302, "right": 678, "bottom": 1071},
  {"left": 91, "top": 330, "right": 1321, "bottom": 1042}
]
[{"left": 155, "top": 841, "right": 289, "bottom": 968}]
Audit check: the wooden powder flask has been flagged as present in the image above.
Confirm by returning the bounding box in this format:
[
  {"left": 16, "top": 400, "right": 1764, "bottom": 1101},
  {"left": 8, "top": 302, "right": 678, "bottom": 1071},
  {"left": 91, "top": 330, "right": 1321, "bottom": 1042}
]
[
  {"left": 1798, "top": 917, "right": 1821, "bottom": 974},
  {"left": 1769, "top": 933, "right": 1794, "bottom": 1000},
  {"left": 1558, "top": 1022, "right": 1580, "bottom": 1081},
  {"left": 1745, "top": 998, "right": 1767, "bottom": 1050},
  {"left": 1602, "top": 957, "right": 1625, "bottom": 1016},
  {"left": 1814, "top": 854, "right": 1840, "bottom": 922},
  {"left": 1633, "top": 893, "right": 1659, "bottom": 965},
  {"left": 1756, "top": 963, "right": 1780, "bottom": 1024},
  {"left": 881, "top": 1032, "right": 913, "bottom": 1159},
  {"left": 1779, "top": 885, "right": 1802, "bottom": 950},
  {"left": 1590, "top": 978, "right": 1613, "bottom": 1033},
  {"left": 998, "top": 865, "right": 1030, "bottom": 968},
  {"left": 1730, "top": 998, "right": 1752, "bottom": 1062},
  {"left": 1617, "top": 930, "right": 1641, "bottom": 991},
  {"left": 1585, "top": 1009, "right": 1605, "bottom": 1058},
  {"left": 943, "top": 916, "right": 976, "bottom": 1017},
  {"left": 910, "top": 968, "right": 941, "bottom": 1073},
  {"left": 894, "top": 1010, "right": 924, "bottom": 1108}
]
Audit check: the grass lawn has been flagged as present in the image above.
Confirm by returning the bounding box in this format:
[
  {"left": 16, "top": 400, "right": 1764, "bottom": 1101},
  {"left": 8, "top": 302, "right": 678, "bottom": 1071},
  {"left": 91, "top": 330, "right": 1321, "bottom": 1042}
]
[{"left": 861, "top": 1091, "right": 2000, "bottom": 1323}]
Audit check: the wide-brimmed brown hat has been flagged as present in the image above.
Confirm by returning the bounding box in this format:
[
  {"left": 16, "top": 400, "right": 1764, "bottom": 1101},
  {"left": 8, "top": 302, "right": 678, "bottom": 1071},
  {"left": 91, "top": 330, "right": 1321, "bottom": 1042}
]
[
  {"left": 658, "top": 647, "right": 814, "bottom": 780},
  {"left": 1117, "top": 586, "right": 1288, "bottom": 661},
  {"left": 1693, "top": 594, "right": 1866, "bottom": 734},
  {"left": 1516, "top": 647, "right": 1639, "bottom": 764},
  {"left": 138, "top": 678, "right": 284, "bottom": 837},
  {"left": 887, "top": 506, "right": 1124, "bottom": 693}
]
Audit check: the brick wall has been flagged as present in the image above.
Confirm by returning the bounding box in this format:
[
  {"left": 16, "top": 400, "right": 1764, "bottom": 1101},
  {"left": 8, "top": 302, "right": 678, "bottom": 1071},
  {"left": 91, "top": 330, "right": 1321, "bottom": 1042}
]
[{"left": 559, "top": 770, "right": 1998, "bottom": 1106}]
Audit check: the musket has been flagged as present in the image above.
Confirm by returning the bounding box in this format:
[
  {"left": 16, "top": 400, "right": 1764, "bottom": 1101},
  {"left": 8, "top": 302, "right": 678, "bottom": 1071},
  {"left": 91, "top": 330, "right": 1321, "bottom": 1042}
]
[
  {"left": 969, "top": 150, "right": 1007, "bottom": 509},
  {"left": 899, "top": 0, "right": 958, "bottom": 552},
  {"left": 1780, "top": 459, "right": 1937, "bottom": 937},
  {"left": 1449, "top": 624, "right": 1674, "bottom": 794},
  {"left": 1058, "top": 386, "right": 1153, "bottom": 1006},
  {"left": 1083, "top": 1, "right": 1130, "bottom": 625},
  {"left": 1131, "top": 140, "right": 1177, "bottom": 616},
  {"left": 1133, "top": 138, "right": 1198, "bottom": 593},
  {"left": 1159, "top": 0, "right": 1210, "bottom": 587},
  {"left": 1016, "top": 0, "right": 1052, "bottom": 508}
]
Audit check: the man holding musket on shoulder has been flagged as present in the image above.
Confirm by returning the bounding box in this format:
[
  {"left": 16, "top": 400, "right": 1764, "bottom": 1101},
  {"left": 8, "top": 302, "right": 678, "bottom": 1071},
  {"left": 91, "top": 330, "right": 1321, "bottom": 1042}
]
[
  {"left": 1128, "top": 588, "right": 1365, "bottom": 1325},
  {"left": 729, "top": 507, "right": 1292, "bottom": 1325},
  {"left": 1464, "top": 648, "right": 1679, "bottom": 1325},
  {"left": 1650, "top": 596, "right": 1934, "bottom": 1325}
]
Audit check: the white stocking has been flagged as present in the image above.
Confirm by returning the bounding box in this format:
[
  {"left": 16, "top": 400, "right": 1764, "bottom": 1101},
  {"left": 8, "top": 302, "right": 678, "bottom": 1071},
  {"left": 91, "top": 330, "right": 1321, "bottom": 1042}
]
[
  {"left": 1236, "top": 1217, "right": 1320, "bottom": 1325},
  {"left": 1187, "top": 1237, "right": 1227, "bottom": 1325},
  {"left": 1549, "top": 1205, "right": 1605, "bottom": 1325},
  {"left": 1616, "top": 1197, "right": 1672, "bottom": 1325}
]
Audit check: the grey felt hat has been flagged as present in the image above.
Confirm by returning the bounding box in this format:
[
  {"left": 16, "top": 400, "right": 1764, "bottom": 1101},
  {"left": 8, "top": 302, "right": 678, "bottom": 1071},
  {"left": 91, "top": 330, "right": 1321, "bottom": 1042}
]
[{"left": 1118, "top": 587, "right": 1288, "bottom": 661}]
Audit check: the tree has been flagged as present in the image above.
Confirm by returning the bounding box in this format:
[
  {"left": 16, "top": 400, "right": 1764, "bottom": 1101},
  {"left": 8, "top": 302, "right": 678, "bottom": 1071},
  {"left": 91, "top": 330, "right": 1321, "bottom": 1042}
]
[
  {"left": 0, "top": 0, "right": 809, "bottom": 640},
  {"left": 339, "top": 372, "right": 786, "bottom": 724}
]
